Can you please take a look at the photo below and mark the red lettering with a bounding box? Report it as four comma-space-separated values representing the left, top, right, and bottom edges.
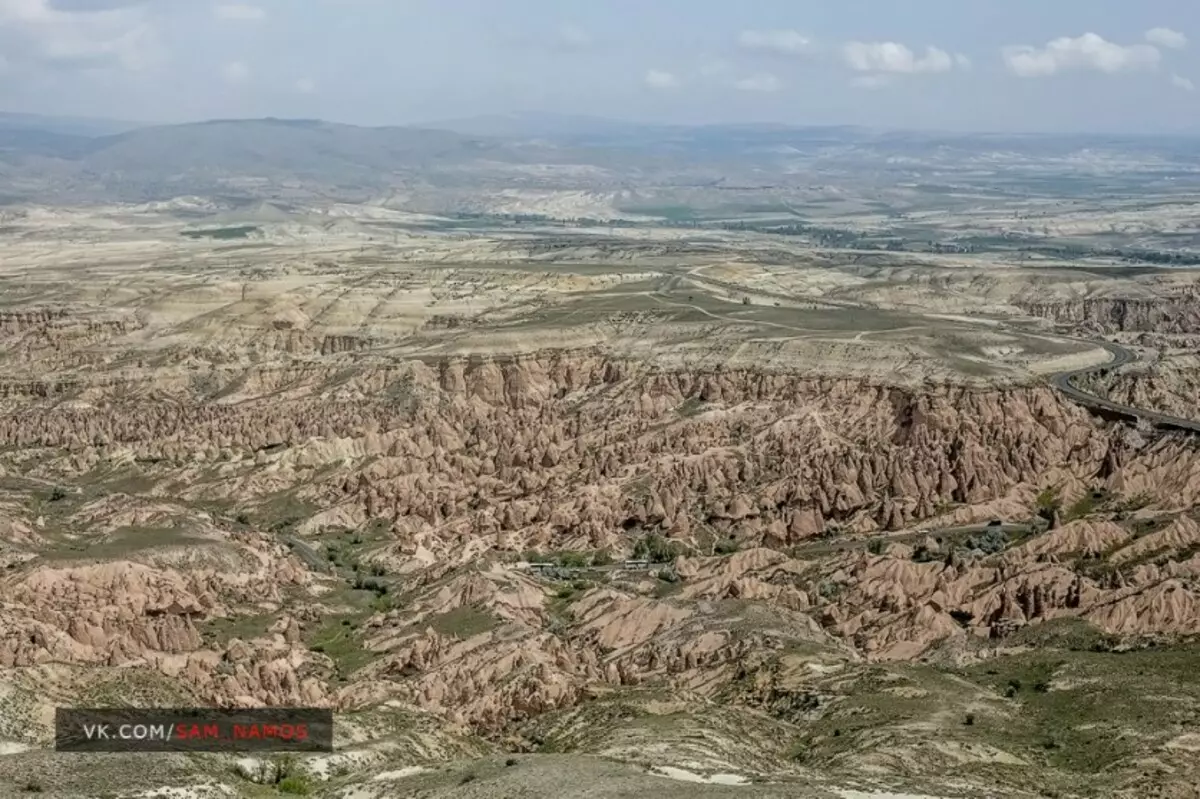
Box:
176, 723, 221, 740
227, 721, 309, 741
233, 724, 262, 739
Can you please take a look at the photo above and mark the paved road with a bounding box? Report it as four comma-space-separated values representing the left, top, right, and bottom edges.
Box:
1047, 337, 1200, 434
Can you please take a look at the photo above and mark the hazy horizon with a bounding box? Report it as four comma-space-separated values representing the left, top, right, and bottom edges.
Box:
0, 1, 1197, 136
8, 107, 1200, 141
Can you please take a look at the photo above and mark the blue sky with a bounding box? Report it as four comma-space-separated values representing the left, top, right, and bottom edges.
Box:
0, 0, 1197, 133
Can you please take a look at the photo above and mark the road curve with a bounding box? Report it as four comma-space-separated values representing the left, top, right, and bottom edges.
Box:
1048, 337, 1200, 434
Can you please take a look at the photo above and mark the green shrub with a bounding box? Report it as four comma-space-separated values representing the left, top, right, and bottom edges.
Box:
1065, 493, 1098, 521
633, 534, 683, 563
964, 528, 1008, 555
557, 551, 589, 568
278, 775, 312, 795
1036, 485, 1062, 522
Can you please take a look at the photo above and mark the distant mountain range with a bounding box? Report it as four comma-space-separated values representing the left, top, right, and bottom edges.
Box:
0, 110, 1198, 205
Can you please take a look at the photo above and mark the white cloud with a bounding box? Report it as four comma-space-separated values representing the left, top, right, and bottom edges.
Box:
0, 0, 158, 71
644, 69, 679, 90
955, 53, 971, 70
222, 60, 249, 84
843, 41, 958, 74
1146, 27, 1187, 50
1002, 33, 1161, 77
737, 29, 812, 56
1171, 73, 1195, 91
733, 72, 782, 92
294, 76, 316, 94
214, 4, 266, 21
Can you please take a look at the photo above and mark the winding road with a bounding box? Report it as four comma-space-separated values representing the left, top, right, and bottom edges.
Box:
1047, 337, 1200, 434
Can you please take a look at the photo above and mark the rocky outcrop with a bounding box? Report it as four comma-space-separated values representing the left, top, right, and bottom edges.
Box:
4, 348, 1200, 741
1020, 291, 1200, 334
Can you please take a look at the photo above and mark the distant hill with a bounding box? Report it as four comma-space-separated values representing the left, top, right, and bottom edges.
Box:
0, 111, 1199, 205
0, 111, 147, 137
76, 118, 517, 180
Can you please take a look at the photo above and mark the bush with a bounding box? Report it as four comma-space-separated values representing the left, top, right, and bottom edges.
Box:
557, 551, 589, 569
590, 550, 613, 567
1036, 485, 1062, 522
21, 781, 43, 793
505, 757, 519, 767
866, 538, 886, 555
353, 576, 388, 596
48, 486, 68, 502
964, 712, 975, 726
633, 534, 683, 563
964, 528, 1008, 555
911, 545, 938, 563
1065, 493, 1097, 521
278, 775, 312, 795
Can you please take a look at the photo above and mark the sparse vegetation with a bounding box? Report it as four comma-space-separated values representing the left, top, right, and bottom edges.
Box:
278, 775, 312, 795
633, 534, 684, 563
1036, 486, 1062, 523
181, 225, 259, 240
714, 536, 740, 555
428, 605, 499, 639
962, 528, 1008, 555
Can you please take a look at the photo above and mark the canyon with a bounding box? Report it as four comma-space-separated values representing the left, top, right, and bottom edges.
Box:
0, 122, 1198, 799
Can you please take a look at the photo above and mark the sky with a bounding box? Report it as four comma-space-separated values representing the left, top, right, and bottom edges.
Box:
0, 0, 1198, 134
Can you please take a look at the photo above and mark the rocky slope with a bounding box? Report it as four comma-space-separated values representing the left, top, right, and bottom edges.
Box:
1019, 288, 1200, 335
2, 347, 1200, 796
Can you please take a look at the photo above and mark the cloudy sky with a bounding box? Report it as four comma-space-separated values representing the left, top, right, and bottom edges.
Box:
0, 0, 1198, 133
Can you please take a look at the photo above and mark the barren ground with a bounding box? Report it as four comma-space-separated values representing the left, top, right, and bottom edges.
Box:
0, 199, 1198, 799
